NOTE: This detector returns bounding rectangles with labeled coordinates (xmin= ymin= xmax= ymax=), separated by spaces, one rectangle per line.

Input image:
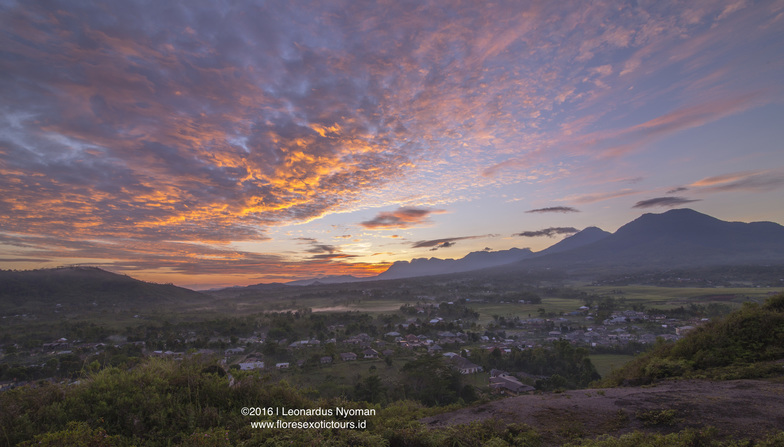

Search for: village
xmin=1 ymin=298 xmax=706 ymax=396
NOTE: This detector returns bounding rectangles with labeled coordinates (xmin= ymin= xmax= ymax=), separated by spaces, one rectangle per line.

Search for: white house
xmin=239 ymin=361 xmax=265 ymax=370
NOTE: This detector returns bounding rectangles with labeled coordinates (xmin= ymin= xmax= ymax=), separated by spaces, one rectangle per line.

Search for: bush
xmin=603 ymin=293 xmax=784 ymax=385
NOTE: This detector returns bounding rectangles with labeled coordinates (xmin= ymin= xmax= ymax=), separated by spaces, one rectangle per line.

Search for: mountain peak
xmin=537 ymin=226 xmax=611 ymax=256
xmin=521 ymin=208 xmax=784 ymax=271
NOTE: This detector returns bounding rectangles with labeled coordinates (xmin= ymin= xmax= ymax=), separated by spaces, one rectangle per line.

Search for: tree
xmin=401 ymin=355 xmax=461 ymax=406
xmin=354 ymin=374 xmax=385 ymax=403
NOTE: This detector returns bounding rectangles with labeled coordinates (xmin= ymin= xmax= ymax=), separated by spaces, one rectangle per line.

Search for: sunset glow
xmin=1 ymin=0 xmax=783 ymax=288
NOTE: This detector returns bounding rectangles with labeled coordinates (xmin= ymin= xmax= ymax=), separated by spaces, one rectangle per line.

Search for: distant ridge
xmin=0 ymin=266 xmax=209 ymax=311
xmin=209 ymin=208 xmax=784 ymax=289
xmin=515 ymin=208 xmax=784 ymax=272
xmin=375 ymin=247 xmax=535 ymax=280
xmin=286 ymin=275 xmax=364 ymax=286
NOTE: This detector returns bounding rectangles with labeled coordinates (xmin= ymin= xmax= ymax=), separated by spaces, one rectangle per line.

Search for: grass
xmin=582 ymin=286 xmax=777 ymax=310
xmin=589 ymin=354 xmax=636 ymax=378
xmin=255 ymin=353 xmax=490 ymax=401
xmin=469 ymin=297 xmax=586 ymax=325
xmin=220 ymin=297 xmax=409 ymax=316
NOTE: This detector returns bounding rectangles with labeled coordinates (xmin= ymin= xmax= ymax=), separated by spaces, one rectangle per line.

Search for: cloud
xmin=526 ymin=206 xmax=580 ymax=214
xmin=690 ymin=170 xmax=784 ymax=193
xmin=0 ymin=258 xmax=53 ymax=263
xmin=360 ymin=207 xmax=446 ymax=229
xmin=429 ymin=241 xmax=455 ymax=251
xmin=309 ymin=253 xmax=359 ymax=260
xmin=572 ymin=92 xmax=767 ymax=160
xmin=514 ymin=227 xmax=579 ymax=238
xmin=0 ymin=0 xmax=780 ymax=283
xmin=412 ymin=235 xmax=495 ymax=249
xmin=667 ymin=187 xmax=689 ymax=194
xmin=561 ymin=189 xmax=642 ymax=204
xmin=307 ymin=244 xmax=338 ymax=254
xmin=296 ymin=237 xmax=356 ymax=260
xmin=0 ymin=232 xmax=383 ymax=280
xmin=632 ymin=197 xmax=701 ymax=208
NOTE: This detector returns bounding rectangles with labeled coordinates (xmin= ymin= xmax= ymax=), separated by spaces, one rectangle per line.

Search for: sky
xmin=1 ymin=0 xmax=783 ymax=289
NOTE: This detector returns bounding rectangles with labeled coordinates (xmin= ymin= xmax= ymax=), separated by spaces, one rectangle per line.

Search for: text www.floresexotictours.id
xmin=250 ymin=419 xmax=367 ymax=429
xmin=242 ymin=406 xmax=375 ymax=430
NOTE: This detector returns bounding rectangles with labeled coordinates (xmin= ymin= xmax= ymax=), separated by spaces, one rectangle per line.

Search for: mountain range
xmin=513 ymin=208 xmax=784 ymax=273
xmin=280 ymin=208 xmax=784 ymax=285
xmin=3 ymin=209 xmax=783 ymax=299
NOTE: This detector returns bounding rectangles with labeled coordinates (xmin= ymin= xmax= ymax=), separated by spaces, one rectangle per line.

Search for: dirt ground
xmin=421 ymin=379 xmax=784 ymax=444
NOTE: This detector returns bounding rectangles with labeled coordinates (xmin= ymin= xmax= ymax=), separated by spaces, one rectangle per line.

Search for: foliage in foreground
xmin=0 ymin=359 xmax=784 ymax=447
xmin=2 ymin=354 xmax=784 ymax=446
xmin=3 ymin=293 xmax=784 ymax=446
xmin=563 ymin=428 xmax=784 ymax=447
xmin=603 ymin=293 xmax=784 ymax=386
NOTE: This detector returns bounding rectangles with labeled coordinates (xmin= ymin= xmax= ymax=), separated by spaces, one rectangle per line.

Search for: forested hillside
xmin=604 ymin=293 xmax=784 ymax=385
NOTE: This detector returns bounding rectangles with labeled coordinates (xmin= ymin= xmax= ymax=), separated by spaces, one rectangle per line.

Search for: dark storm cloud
xmin=514 ymin=227 xmax=579 ymax=238
xmin=525 ymin=207 xmax=580 ymax=214
xmin=632 ymin=197 xmax=700 ymax=208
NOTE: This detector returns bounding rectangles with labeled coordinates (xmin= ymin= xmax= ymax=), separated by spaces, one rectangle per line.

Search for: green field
xmin=582 ymin=285 xmax=780 ymax=309
xmin=465 ymin=286 xmax=782 ymax=326
xmin=589 ymin=354 xmax=636 ymax=378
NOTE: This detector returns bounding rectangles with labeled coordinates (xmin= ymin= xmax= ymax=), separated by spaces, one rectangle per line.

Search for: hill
xmin=420 ymin=293 xmax=784 ymax=444
xmin=602 ymin=292 xmax=784 ymax=385
xmin=286 ymin=275 xmax=364 ymax=286
xmin=0 ymin=266 xmax=210 ymax=314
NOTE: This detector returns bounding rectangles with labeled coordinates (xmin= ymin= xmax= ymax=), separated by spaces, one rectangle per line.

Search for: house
xmin=320 ymin=356 xmax=333 ymax=364
xmin=225 ymin=347 xmax=245 ymax=355
xmin=363 ymin=348 xmax=378 ymax=359
xmin=340 ymin=352 xmax=357 ymax=361
xmin=239 ymin=361 xmax=265 ymax=370
xmin=676 ymin=326 xmax=696 ymax=336
xmin=428 ymin=344 xmax=443 ymax=353
xmin=449 ymin=356 xmax=483 ymax=374
xmin=275 ymin=362 xmax=290 ymax=369
xmin=489 ymin=374 xmax=535 ymax=394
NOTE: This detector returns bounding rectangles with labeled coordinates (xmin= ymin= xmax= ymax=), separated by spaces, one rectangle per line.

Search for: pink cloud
xmin=360 ymin=207 xmax=447 ymax=229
